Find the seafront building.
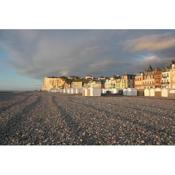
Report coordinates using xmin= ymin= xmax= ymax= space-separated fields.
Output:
xmin=84 ymin=80 xmax=102 ymax=88
xmin=170 ymin=61 xmax=175 ymax=89
xmin=71 ymin=81 xmax=83 ymax=89
xmin=84 ymin=75 xmax=94 ymax=80
xmin=104 ymin=75 xmax=135 ymax=89
xmin=120 ymin=74 xmax=135 ymax=89
xmin=161 ymin=67 xmax=171 ymax=89
xmin=143 ymin=66 xmax=162 ymax=89
xmin=134 ymin=73 xmax=144 ymax=90
xmin=105 ymin=77 xmax=117 ymax=89
xmin=134 ymin=61 xmax=175 ymax=91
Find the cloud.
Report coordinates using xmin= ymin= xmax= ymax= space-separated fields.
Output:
xmin=0 ymin=30 xmax=135 ymax=78
xmin=126 ymin=34 xmax=175 ymax=52
xmin=131 ymin=55 xmax=173 ymax=73
xmin=1 ymin=30 xmax=175 ymax=81
xmin=0 ymin=30 xmax=114 ymax=78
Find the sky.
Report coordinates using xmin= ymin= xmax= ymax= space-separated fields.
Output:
xmin=0 ymin=30 xmax=175 ymax=90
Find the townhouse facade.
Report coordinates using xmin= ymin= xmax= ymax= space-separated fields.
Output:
xmin=104 ymin=75 xmax=135 ymax=89
xmin=87 ymin=80 xmax=102 ymax=88
xmin=134 ymin=73 xmax=144 ymax=90
xmin=115 ymin=76 xmax=122 ymax=89
xmin=104 ymin=77 xmax=117 ymax=89
xmin=120 ymin=74 xmax=135 ymax=89
xmin=143 ymin=66 xmax=162 ymax=89
xmin=71 ymin=81 xmax=83 ymax=89
xmin=161 ymin=67 xmax=171 ymax=89
xmin=170 ymin=61 xmax=175 ymax=89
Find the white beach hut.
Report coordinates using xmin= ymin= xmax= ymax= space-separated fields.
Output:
xmin=127 ymin=88 xmax=137 ymax=96
xmin=82 ymin=88 xmax=101 ymax=96
xmin=150 ymin=89 xmax=155 ymax=97
xmin=111 ymin=88 xmax=119 ymax=94
xmin=144 ymin=89 xmax=150 ymax=96
xmin=123 ymin=89 xmax=128 ymax=96
xmin=161 ymin=88 xmax=168 ymax=97
xmin=90 ymin=88 xmax=101 ymax=96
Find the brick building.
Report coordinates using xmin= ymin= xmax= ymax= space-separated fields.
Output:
xmin=143 ymin=66 xmax=162 ymax=89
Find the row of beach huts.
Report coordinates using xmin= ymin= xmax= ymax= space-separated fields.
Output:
xmin=50 ymin=87 xmax=175 ymax=98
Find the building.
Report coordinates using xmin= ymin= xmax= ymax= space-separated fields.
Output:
xmin=170 ymin=61 xmax=175 ymax=89
xmin=82 ymin=87 xmax=101 ymax=96
xmin=161 ymin=67 xmax=171 ymax=89
xmin=71 ymin=81 xmax=83 ymax=89
xmin=120 ymin=74 xmax=135 ymax=89
xmin=84 ymin=75 xmax=94 ymax=80
xmin=83 ymin=80 xmax=102 ymax=88
xmin=104 ymin=77 xmax=117 ymax=89
xmin=115 ymin=76 xmax=122 ymax=89
xmin=97 ymin=76 xmax=107 ymax=81
xmin=134 ymin=73 xmax=144 ymax=90
xmin=68 ymin=76 xmax=80 ymax=80
xmin=104 ymin=75 xmax=135 ymax=89
xmin=87 ymin=80 xmax=102 ymax=88
xmin=42 ymin=77 xmax=70 ymax=91
xmin=143 ymin=66 xmax=162 ymax=89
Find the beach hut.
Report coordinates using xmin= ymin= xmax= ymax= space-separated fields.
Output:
xmin=67 ymin=88 xmax=71 ymax=94
xmin=161 ymin=88 xmax=168 ymax=97
xmin=123 ymin=89 xmax=128 ymax=96
xmin=82 ymin=88 xmax=101 ymax=96
xmin=90 ymin=88 xmax=101 ymax=96
xmin=144 ymin=89 xmax=150 ymax=96
xmin=65 ymin=88 xmax=69 ymax=94
xmin=101 ymin=89 xmax=107 ymax=94
xmin=123 ymin=88 xmax=137 ymax=96
xmin=127 ymin=88 xmax=137 ymax=96
xmin=155 ymin=88 xmax=161 ymax=97
xmin=74 ymin=88 xmax=79 ymax=94
xmin=137 ymin=90 xmax=144 ymax=96
xmin=169 ymin=89 xmax=175 ymax=98
xmin=150 ymin=89 xmax=155 ymax=97
xmin=111 ymin=88 xmax=119 ymax=94
xmin=70 ymin=88 xmax=74 ymax=94
xmin=82 ymin=88 xmax=89 ymax=96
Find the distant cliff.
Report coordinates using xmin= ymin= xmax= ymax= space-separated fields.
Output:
xmin=42 ymin=77 xmax=70 ymax=91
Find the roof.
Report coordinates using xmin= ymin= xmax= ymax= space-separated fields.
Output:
xmin=146 ymin=65 xmax=153 ymax=72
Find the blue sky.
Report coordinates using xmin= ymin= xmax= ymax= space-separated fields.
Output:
xmin=0 ymin=30 xmax=175 ymax=90
xmin=0 ymin=55 xmax=40 ymax=91
xmin=0 ymin=47 xmax=41 ymax=90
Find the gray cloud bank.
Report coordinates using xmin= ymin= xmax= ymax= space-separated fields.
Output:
xmin=1 ymin=30 xmax=175 ymax=79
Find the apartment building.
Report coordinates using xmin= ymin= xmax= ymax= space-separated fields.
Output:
xmin=104 ymin=77 xmax=117 ymax=89
xmin=104 ymin=75 xmax=135 ymax=89
xmin=143 ymin=66 xmax=162 ymax=89
xmin=84 ymin=75 xmax=94 ymax=80
xmin=161 ymin=67 xmax=171 ymax=89
xmin=83 ymin=80 xmax=102 ymax=89
xmin=134 ymin=73 xmax=144 ymax=90
xmin=170 ymin=61 xmax=175 ymax=89
xmin=71 ymin=81 xmax=83 ymax=89
xmin=120 ymin=74 xmax=135 ymax=89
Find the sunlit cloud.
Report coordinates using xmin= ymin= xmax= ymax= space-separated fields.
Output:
xmin=126 ymin=34 xmax=175 ymax=52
